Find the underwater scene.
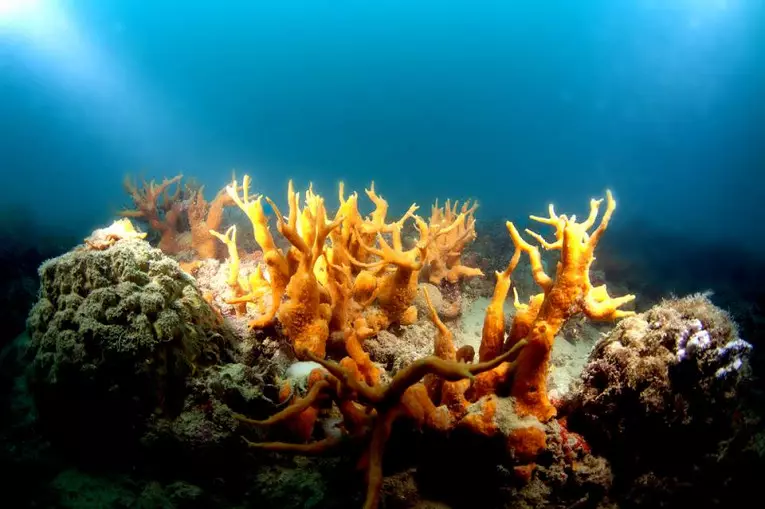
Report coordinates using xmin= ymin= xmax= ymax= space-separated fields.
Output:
xmin=1 ymin=1 xmax=764 ymax=508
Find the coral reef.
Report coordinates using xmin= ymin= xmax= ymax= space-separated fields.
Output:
xmin=8 ymin=176 xmax=760 ymax=509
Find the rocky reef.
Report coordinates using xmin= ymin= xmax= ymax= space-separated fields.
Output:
xmin=565 ymin=293 xmax=758 ymax=507
xmin=25 ymin=229 xmax=244 ymax=461
xmin=1 ymin=181 xmax=761 ymax=509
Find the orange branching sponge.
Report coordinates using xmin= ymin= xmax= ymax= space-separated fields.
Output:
xmin=239 ymin=343 xmax=526 ymax=509
xmin=506 ymin=288 xmax=544 ymax=352
xmin=317 ymin=251 xmax=357 ymax=333
xmin=503 ymin=190 xmax=635 ymax=421
xmin=354 ymin=182 xmax=419 ymax=266
xmin=318 ymin=182 xmax=422 ymax=327
xmin=209 ymin=224 xmax=273 ymax=319
xmin=465 ymin=251 xmax=525 ymax=401
xmin=221 ymin=176 xmax=427 ymax=344
xmin=352 ymin=270 xmax=379 ymax=306
xmin=350 ymin=218 xmax=431 ymax=329
xmin=350 ymin=204 xmax=468 ymax=330
xmin=235 ymin=371 xmax=329 ymax=443
xmin=343 ymin=317 xmax=380 ymax=386
xmin=121 ymin=174 xmax=234 ymax=259
xmin=478 ymin=252 xmax=520 ymax=363
xmin=424 ymin=199 xmax=484 ymax=285
xmin=342 ymin=183 xmax=421 ymax=316
xmin=421 ymin=288 xmax=470 ymax=419
xmin=328 ymin=183 xmax=365 ymax=269
xmin=120 ymin=174 xmax=183 ymax=254
xmin=226 ymin=175 xmax=292 ymax=328
xmin=187 ymin=187 xmax=233 ymax=259
xmin=209 ymin=225 xmax=240 ymax=287
xmin=266 ymin=181 xmax=343 ymax=359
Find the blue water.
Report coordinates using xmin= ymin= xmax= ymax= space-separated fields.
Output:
xmin=1 ymin=1 xmax=763 ymax=253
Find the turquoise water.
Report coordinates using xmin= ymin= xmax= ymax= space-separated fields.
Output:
xmin=1 ymin=1 xmax=762 ymax=251
xmin=1 ymin=4 xmax=763 ymax=507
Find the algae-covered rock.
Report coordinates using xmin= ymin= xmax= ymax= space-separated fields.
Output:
xmin=570 ymin=293 xmax=751 ymax=452
xmin=26 ymin=237 xmax=237 ymax=456
xmin=567 ymin=293 xmax=756 ymax=507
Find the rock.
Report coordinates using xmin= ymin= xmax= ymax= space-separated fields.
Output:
xmin=26 ymin=236 xmax=237 ymax=456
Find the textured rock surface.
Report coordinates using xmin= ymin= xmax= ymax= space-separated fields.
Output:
xmin=567 ymin=293 xmax=756 ymax=507
xmin=26 ymin=238 xmax=236 ymax=454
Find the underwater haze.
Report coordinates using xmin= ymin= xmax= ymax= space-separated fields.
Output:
xmin=4 ymin=3 xmax=765 ymax=508
xmin=1 ymin=0 xmax=764 ymax=251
